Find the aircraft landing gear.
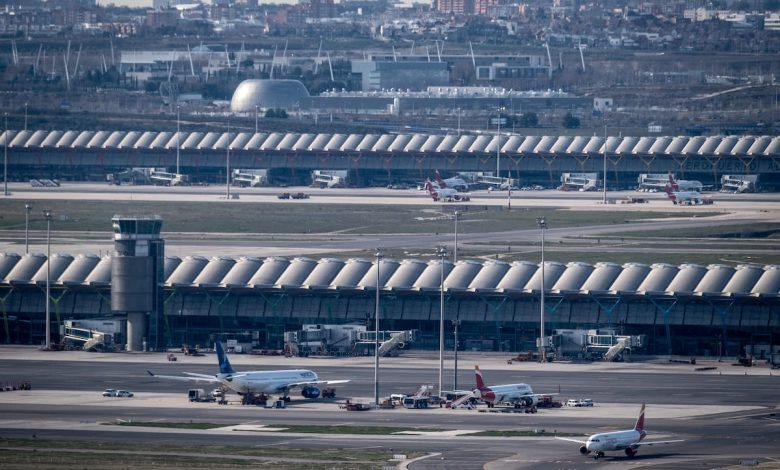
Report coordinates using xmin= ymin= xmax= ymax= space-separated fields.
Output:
xmin=594 ymin=451 xmax=605 ymax=460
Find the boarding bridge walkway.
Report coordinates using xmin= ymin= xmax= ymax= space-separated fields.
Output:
xmin=357 ymin=330 xmax=416 ymax=357
xmin=604 ymin=338 xmax=629 ymax=362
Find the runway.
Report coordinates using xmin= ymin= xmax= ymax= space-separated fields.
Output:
xmin=1 ymin=347 xmax=779 ymax=469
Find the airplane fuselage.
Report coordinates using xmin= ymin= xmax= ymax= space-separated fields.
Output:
xmin=585 ymin=429 xmax=644 ymax=453
xmin=478 ymin=383 xmax=536 ymax=406
xmin=218 ymin=369 xmax=318 ymax=394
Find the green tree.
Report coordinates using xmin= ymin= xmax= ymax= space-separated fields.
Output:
xmin=562 ymin=113 xmax=580 ymax=128
xmin=520 ymin=112 xmax=539 ymax=127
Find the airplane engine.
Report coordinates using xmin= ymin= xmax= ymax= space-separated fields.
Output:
xmin=523 ymin=396 xmax=535 ymax=406
xmin=625 ymin=448 xmax=637 ymax=457
xmin=579 ymin=446 xmax=589 ymax=455
xmin=301 ymin=386 xmax=321 ymax=399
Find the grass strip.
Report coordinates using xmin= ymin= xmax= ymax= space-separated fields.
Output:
xmin=0 ymin=437 xmax=396 ymax=464
xmin=0 ymin=199 xmax=715 ymax=235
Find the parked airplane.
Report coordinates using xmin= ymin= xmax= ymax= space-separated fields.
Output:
xmin=425 ymin=181 xmax=470 ymax=202
xmin=434 ymin=170 xmax=469 ymax=191
xmin=664 ymin=184 xmax=712 ymax=205
xmin=147 ymin=341 xmax=349 ymax=400
xmin=556 ymin=404 xmax=683 ymax=459
xmin=451 ymin=365 xmax=552 ymax=408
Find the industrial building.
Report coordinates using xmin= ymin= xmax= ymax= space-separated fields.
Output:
xmin=229 ymin=79 xmax=598 ymax=115
xmin=1 ymin=250 xmax=778 ymax=358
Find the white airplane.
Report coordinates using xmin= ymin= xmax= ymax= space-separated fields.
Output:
xmin=451 ymin=365 xmax=552 ymax=408
xmin=147 ymin=341 xmax=349 ymax=400
xmin=556 ymin=404 xmax=683 ymax=459
xmin=433 ymin=170 xmax=469 ymax=191
xmin=664 ymin=185 xmax=712 ymax=205
xmin=424 ymin=180 xmax=470 ymax=202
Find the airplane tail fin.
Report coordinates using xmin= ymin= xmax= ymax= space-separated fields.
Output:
xmin=434 ymin=170 xmax=447 ymax=188
xmin=215 ymin=341 xmax=236 ymax=375
xmin=475 ymin=365 xmax=486 ymax=390
xmin=425 ymin=180 xmax=439 ymax=201
xmin=634 ymin=404 xmax=646 ymax=433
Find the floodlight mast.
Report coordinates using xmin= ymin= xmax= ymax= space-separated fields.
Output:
xmin=537 ymin=217 xmax=548 ymax=363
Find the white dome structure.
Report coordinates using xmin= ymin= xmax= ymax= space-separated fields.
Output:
xmin=230 ymin=79 xmax=310 ymax=112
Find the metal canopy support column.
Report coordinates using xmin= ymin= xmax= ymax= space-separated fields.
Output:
xmin=162 ymin=288 xmax=179 ymax=346
xmin=647 ymin=297 xmax=678 ymax=355
xmin=476 ymin=294 xmax=507 ymax=350
xmin=205 ymin=290 xmax=233 ymax=337
xmin=705 ymin=297 xmax=736 ymax=356
xmin=539 ymin=294 xmax=566 ymax=334
xmin=1 ymin=287 xmax=14 ymax=343
xmin=590 ymin=295 xmax=623 ymax=326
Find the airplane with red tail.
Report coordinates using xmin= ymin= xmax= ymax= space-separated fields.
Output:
xmin=433 ymin=170 xmax=469 ymax=191
xmin=424 ymin=180 xmax=470 ymax=202
xmin=555 ymin=404 xmax=683 ymax=459
xmin=450 ymin=365 xmax=553 ymax=409
xmin=664 ymin=174 xmax=712 ymax=205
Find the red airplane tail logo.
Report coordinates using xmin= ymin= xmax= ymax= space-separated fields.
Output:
xmin=434 ymin=170 xmax=447 ymax=188
xmin=425 ymin=181 xmax=439 ymax=201
xmin=475 ymin=365 xmax=486 ymax=390
xmin=634 ymin=404 xmax=647 ymax=439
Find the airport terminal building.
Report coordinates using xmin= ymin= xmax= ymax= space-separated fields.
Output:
xmin=3 ymin=128 xmax=780 ymax=189
xmin=1 ymin=250 xmax=778 ymax=358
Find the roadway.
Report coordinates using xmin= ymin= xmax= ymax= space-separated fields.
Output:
xmin=1 ymin=347 xmax=779 ymax=469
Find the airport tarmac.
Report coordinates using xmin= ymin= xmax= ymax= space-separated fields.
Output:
xmin=5 ymin=182 xmax=780 ymax=213
xmin=1 ymin=347 xmax=779 ymax=469
xmin=2 ymin=182 xmax=779 ymax=259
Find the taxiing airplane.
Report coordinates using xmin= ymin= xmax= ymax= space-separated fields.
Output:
xmin=147 ymin=341 xmax=349 ymax=400
xmin=555 ymin=404 xmax=683 ymax=459
xmin=451 ymin=365 xmax=552 ymax=408
xmin=433 ymin=170 xmax=469 ymax=191
xmin=425 ymin=181 xmax=470 ymax=202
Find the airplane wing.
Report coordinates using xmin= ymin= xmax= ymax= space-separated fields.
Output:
xmin=634 ymin=439 xmax=685 ymax=447
xmin=555 ymin=436 xmax=588 ymax=444
xmin=283 ymin=379 xmax=350 ymax=389
xmin=147 ymin=370 xmax=221 ymax=384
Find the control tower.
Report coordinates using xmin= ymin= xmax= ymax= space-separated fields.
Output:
xmin=110 ymin=216 xmax=165 ymax=352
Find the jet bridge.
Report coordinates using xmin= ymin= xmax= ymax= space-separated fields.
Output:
xmin=62 ymin=320 xmax=118 ymax=352
xmin=720 ymin=174 xmax=757 ymax=193
xmin=232 ymin=169 xmax=268 ymax=187
xmin=549 ymin=329 xmax=645 ymax=361
xmin=559 ymin=173 xmax=599 ymax=191
xmin=312 ymin=170 xmax=348 ymax=188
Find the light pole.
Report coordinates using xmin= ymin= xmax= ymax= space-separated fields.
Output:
xmin=255 ymin=105 xmax=259 ymax=134
xmin=453 ymin=317 xmax=460 ymax=391
xmin=495 ymin=107 xmax=504 ymax=179
xmin=4 ymin=112 xmax=8 ymax=197
xmin=43 ymin=209 xmax=52 ymax=350
xmin=602 ymin=123 xmax=607 ymax=204
xmin=453 ymin=211 xmax=459 ymax=263
xmin=374 ymin=248 xmax=382 ymax=406
xmin=176 ymin=105 xmax=181 ymax=176
xmin=24 ymin=203 xmax=31 ymax=254
xmin=456 ymin=107 xmax=461 ymax=136
xmin=537 ymin=217 xmax=547 ymax=363
xmin=437 ymin=245 xmax=446 ymax=397
xmin=24 ymin=102 xmax=28 ymax=131
xmin=226 ymin=114 xmax=231 ymax=200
